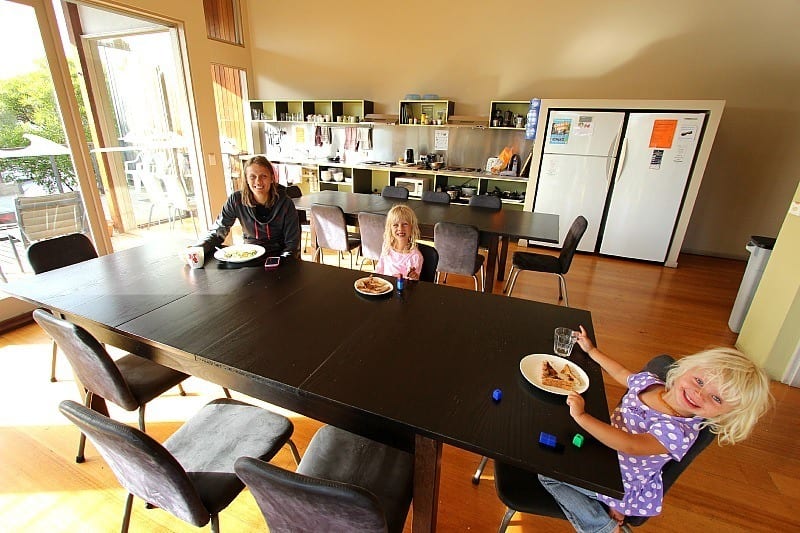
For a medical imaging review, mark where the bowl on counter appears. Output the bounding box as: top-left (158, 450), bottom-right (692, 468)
top-left (320, 170), bottom-right (332, 182)
top-left (430, 161), bottom-right (444, 171)
top-left (333, 171), bottom-right (345, 182)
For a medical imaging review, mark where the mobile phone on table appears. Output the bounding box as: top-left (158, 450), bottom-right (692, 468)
top-left (264, 256), bottom-right (281, 269)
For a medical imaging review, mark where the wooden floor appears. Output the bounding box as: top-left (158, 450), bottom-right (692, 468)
top-left (1, 245), bottom-right (798, 532)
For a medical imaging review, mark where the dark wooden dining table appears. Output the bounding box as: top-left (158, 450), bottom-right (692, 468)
top-left (5, 243), bottom-right (622, 532)
top-left (292, 191), bottom-right (560, 293)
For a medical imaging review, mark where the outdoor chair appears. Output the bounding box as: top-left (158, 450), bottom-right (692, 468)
top-left (27, 233), bottom-right (98, 382)
top-left (492, 355), bottom-right (716, 532)
top-left (504, 216), bottom-right (588, 306)
top-left (434, 222), bottom-right (485, 291)
top-left (235, 424), bottom-right (414, 533)
top-left (310, 203), bottom-right (361, 268)
top-left (59, 397), bottom-right (296, 533)
top-left (14, 191), bottom-right (87, 247)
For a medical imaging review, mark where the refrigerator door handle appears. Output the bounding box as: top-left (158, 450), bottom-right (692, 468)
top-left (616, 137), bottom-right (629, 182)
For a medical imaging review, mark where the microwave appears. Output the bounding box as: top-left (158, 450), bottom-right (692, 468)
top-left (394, 176), bottom-right (431, 198)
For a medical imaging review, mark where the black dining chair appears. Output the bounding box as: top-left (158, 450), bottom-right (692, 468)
top-left (434, 221), bottom-right (485, 291)
top-left (357, 211), bottom-right (387, 270)
top-left (504, 216), bottom-right (588, 306)
top-left (417, 242), bottom-right (439, 283)
top-left (235, 424), bottom-right (414, 533)
top-left (421, 190), bottom-right (451, 204)
top-left (310, 203), bottom-right (361, 268)
top-left (492, 355), bottom-right (716, 532)
top-left (286, 185), bottom-right (311, 253)
top-left (33, 308), bottom-right (190, 463)
top-left (59, 397), bottom-right (297, 533)
top-left (381, 186), bottom-right (409, 200)
top-left (27, 233), bottom-right (98, 382)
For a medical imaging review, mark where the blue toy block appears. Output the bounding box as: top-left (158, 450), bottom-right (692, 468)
top-left (492, 388), bottom-right (503, 402)
top-left (539, 431), bottom-right (557, 448)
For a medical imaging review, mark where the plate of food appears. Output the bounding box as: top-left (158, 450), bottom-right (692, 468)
top-left (354, 275), bottom-right (393, 296)
top-left (519, 354), bottom-right (589, 395)
top-left (213, 244), bottom-right (266, 263)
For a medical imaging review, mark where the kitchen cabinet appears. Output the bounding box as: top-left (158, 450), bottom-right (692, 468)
top-left (489, 101), bottom-right (528, 130)
top-left (248, 99), bottom-right (374, 123)
top-left (399, 100), bottom-right (454, 125)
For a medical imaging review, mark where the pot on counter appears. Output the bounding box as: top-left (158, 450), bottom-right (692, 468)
top-left (446, 186), bottom-right (460, 200)
top-left (461, 186), bottom-right (477, 198)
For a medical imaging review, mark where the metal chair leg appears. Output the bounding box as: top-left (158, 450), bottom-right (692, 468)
top-left (210, 514), bottom-right (220, 533)
top-left (557, 274), bottom-right (569, 307)
top-left (472, 455), bottom-right (489, 484)
top-left (502, 266), bottom-right (517, 294)
top-left (77, 390), bottom-right (93, 463)
top-left (177, 383), bottom-right (186, 396)
top-left (505, 268), bottom-right (522, 297)
top-left (223, 387), bottom-right (232, 398)
top-left (138, 405), bottom-right (146, 432)
top-left (287, 439), bottom-right (302, 466)
top-left (121, 493), bottom-right (134, 533)
top-left (50, 341), bottom-right (58, 382)
top-left (498, 507), bottom-right (516, 533)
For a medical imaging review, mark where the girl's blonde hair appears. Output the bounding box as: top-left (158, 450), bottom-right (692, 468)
top-left (665, 347), bottom-right (772, 445)
top-left (382, 205), bottom-right (420, 254)
top-left (241, 155), bottom-right (278, 208)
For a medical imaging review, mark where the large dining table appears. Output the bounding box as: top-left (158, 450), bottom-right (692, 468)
top-left (5, 243), bottom-right (622, 532)
top-left (292, 191), bottom-right (560, 293)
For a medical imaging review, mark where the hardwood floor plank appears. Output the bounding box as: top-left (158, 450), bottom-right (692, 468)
top-left (1, 245), bottom-right (798, 532)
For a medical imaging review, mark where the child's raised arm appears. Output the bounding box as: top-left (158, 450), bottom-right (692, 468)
top-left (566, 392), bottom-right (668, 456)
top-left (576, 326), bottom-right (632, 386)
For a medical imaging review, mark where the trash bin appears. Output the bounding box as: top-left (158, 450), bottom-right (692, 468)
top-left (728, 235), bottom-right (776, 333)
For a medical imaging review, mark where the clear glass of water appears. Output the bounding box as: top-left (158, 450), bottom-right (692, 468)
top-left (554, 327), bottom-right (576, 357)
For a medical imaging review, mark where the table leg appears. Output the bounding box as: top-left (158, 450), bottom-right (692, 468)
top-left (412, 435), bottom-right (442, 533)
top-left (484, 235), bottom-right (499, 293)
top-left (497, 236), bottom-right (509, 281)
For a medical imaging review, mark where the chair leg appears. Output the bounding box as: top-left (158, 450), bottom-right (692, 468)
top-left (287, 438), bottom-right (302, 466)
top-left (177, 382), bottom-right (186, 396)
top-left (0, 264), bottom-right (5, 283)
top-left (121, 493), bottom-right (134, 533)
top-left (138, 405), bottom-right (146, 432)
top-left (223, 387), bottom-right (232, 398)
top-left (505, 268), bottom-right (522, 297)
top-left (50, 341), bottom-right (58, 382)
top-left (472, 456), bottom-right (489, 484)
top-left (77, 390), bottom-right (94, 463)
top-left (502, 266), bottom-right (517, 294)
top-left (210, 514), bottom-right (220, 533)
top-left (498, 507), bottom-right (516, 533)
top-left (312, 247), bottom-right (322, 263)
top-left (557, 274), bottom-right (569, 307)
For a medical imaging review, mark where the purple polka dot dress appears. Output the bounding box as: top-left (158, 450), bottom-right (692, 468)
top-left (596, 372), bottom-right (704, 517)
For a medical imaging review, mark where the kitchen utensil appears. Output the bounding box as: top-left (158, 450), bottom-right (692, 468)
top-left (430, 161), bottom-right (444, 170)
top-left (447, 187), bottom-right (460, 200)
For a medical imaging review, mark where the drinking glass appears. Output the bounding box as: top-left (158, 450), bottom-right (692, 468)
top-left (553, 327), bottom-right (576, 357)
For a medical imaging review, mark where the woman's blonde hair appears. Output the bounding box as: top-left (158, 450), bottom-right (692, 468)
top-left (382, 205), bottom-right (420, 253)
top-left (241, 155), bottom-right (278, 207)
top-left (665, 347), bottom-right (772, 445)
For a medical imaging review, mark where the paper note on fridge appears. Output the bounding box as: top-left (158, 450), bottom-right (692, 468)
top-left (649, 119), bottom-right (678, 148)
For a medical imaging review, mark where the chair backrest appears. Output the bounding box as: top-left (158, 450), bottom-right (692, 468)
top-left (421, 190), bottom-right (450, 204)
top-left (311, 203), bottom-right (348, 251)
top-left (0, 181), bottom-right (21, 197)
top-left (32, 309), bottom-right (138, 410)
top-left (469, 194), bottom-right (502, 210)
top-left (434, 222), bottom-right (480, 276)
top-left (381, 186), bottom-right (409, 200)
top-left (558, 216), bottom-right (588, 273)
top-left (27, 233), bottom-right (97, 274)
top-left (59, 399), bottom-right (210, 527)
top-left (14, 191), bottom-right (86, 247)
top-left (162, 173), bottom-right (194, 212)
top-left (235, 456), bottom-right (390, 533)
top-left (285, 185), bottom-right (303, 199)
top-left (357, 212), bottom-right (387, 262)
top-left (417, 243), bottom-right (439, 283)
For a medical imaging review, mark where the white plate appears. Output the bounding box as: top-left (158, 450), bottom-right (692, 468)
top-left (519, 354), bottom-right (589, 395)
top-left (354, 276), bottom-right (393, 296)
top-left (213, 244), bottom-right (266, 263)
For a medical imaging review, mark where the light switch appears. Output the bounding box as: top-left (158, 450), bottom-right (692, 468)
top-left (208, 153), bottom-right (217, 166)
top-left (790, 201), bottom-right (800, 217)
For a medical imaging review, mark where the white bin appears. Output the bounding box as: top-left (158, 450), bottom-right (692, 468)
top-left (728, 236), bottom-right (776, 333)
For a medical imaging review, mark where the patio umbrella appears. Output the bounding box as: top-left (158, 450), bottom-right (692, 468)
top-left (0, 133), bottom-right (72, 193)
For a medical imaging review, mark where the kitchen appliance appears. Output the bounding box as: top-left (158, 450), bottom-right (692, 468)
top-left (405, 148), bottom-right (414, 163)
top-left (395, 175), bottom-right (431, 198)
top-left (533, 110), bottom-right (706, 262)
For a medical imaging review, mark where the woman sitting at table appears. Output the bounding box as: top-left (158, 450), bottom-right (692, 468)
top-left (198, 155), bottom-right (300, 258)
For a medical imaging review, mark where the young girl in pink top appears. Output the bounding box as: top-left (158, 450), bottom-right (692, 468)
top-left (375, 205), bottom-right (423, 280)
top-left (539, 327), bottom-right (772, 533)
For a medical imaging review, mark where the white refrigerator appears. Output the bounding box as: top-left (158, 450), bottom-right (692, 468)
top-left (534, 110), bottom-right (706, 262)
top-left (534, 111), bottom-right (625, 252)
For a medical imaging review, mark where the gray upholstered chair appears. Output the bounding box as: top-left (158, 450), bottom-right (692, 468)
top-left (310, 203), bottom-right (361, 268)
top-left (33, 308), bottom-right (189, 463)
top-left (27, 233), bottom-right (98, 382)
top-left (357, 211), bottom-right (387, 270)
top-left (469, 194), bottom-right (502, 210)
top-left (492, 355), bottom-right (716, 532)
top-left (417, 242), bottom-right (439, 283)
top-left (381, 186), bottom-right (409, 200)
top-left (59, 398), bottom-right (297, 533)
top-left (421, 190), bottom-right (451, 204)
top-left (434, 222), bottom-right (485, 291)
top-left (504, 216), bottom-right (588, 306)
top-left (235, 424), bottom-right (414, 533)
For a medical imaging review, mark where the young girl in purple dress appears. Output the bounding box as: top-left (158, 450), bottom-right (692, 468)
top-left (538, 326), bottom-right (772, 533)
top-left (375, 205), bottom-right (423, 280)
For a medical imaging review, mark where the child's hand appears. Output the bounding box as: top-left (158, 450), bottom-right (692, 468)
top-left (566, 391), bottom-right (586, 419)
top-left (575, 325), bottom-right (595, 353)
top-left (406, 266), bottom-right (419, 280)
